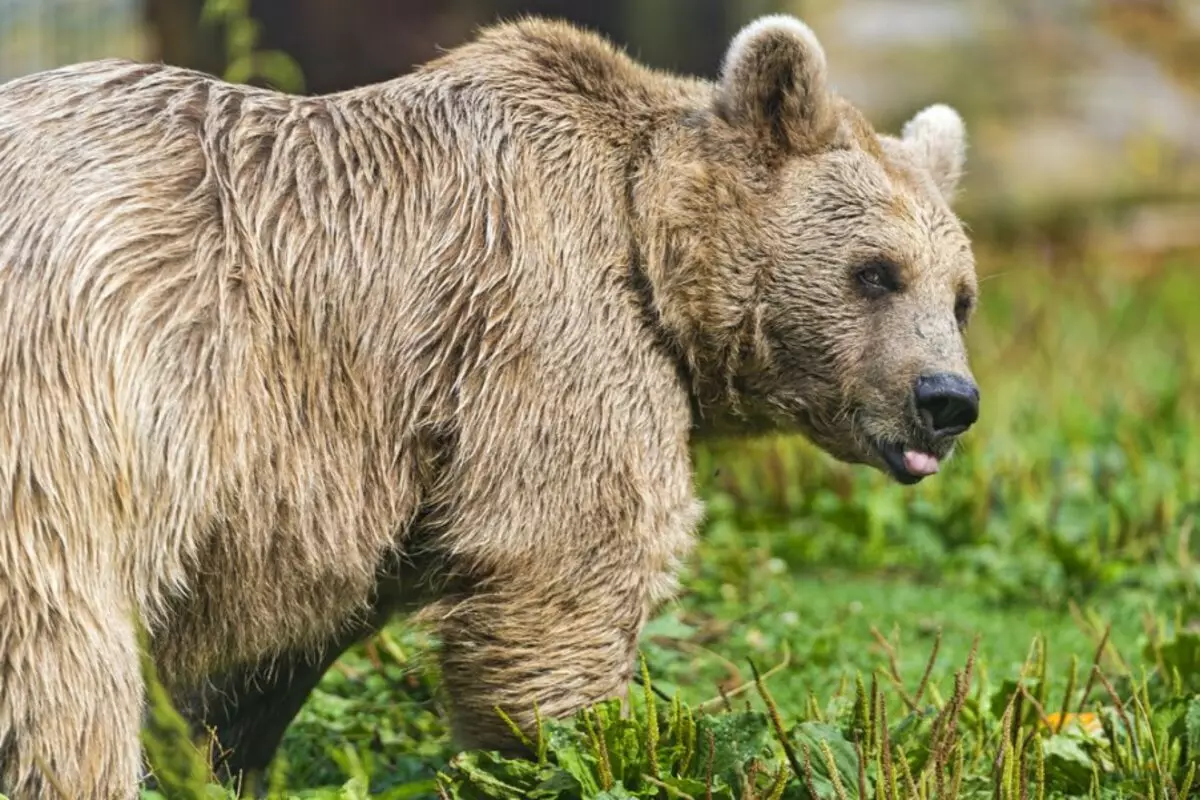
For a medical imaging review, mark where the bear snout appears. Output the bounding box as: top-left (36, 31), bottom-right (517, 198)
top-left (913, 372), bottom-right (980, 439)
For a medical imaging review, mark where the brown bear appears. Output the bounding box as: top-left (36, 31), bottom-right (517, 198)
top-left (0, 12), bottom-right (980, 798)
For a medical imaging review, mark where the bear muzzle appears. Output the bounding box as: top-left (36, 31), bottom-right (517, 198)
top-left (913, 372), bottom-right (980, 439)
top-left (868, 372), bottom-right (979, 485)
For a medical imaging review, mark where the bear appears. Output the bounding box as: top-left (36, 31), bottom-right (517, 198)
top-left (0, 12), bottom-right (980, 799)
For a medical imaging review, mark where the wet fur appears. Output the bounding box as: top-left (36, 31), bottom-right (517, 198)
top-left (0, 15), bottom-right (975, 798)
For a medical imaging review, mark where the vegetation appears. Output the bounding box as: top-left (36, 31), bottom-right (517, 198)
top-left (131, 242), bottom-right (1200, 799)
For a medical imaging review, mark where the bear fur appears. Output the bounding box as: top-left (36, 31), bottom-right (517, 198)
top-left (0, 13), bottom-right (979, 798)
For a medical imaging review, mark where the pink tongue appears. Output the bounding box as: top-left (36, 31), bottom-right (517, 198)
top-left (903, 450), bottom-right (940, 476)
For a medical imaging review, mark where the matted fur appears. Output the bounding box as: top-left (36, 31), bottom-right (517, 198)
top-left (0, 14), bottom-right (978, 798)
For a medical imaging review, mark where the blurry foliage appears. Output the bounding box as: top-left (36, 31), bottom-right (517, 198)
top-left (775, 0), bottom-right (1200, 253)
top-left (199, 0), bottom-right (304, 92)
top-left (1095, 0), bottom-right (1200, 96)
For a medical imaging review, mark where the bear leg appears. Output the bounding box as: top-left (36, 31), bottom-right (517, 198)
top-left (0, 601), bottom-right (143, 800)
top-left (433, 577), bottom-right (651, 753)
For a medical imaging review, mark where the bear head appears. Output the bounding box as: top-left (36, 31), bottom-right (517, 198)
top-left (636, 14), bottom-right (980, 485)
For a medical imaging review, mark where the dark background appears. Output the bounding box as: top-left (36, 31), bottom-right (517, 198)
top-left (146, 0), bottom-right (734, 93)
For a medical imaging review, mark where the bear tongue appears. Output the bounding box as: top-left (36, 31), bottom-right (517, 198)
top-left (903, 450), bottom-right (940, 477)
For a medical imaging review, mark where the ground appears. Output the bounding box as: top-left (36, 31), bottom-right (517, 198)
top-left (138, 243), bottom-right (1200, 799)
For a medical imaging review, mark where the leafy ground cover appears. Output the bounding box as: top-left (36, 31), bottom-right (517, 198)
top-left (134, 244), bottom-right (1200, 799)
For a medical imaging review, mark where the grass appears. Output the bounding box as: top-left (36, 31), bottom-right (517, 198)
top-left (131, 242), bottom-right (1200, 799)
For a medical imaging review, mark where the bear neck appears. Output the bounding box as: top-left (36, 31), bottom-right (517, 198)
top-left (625, 124), bottom-right (771, 435)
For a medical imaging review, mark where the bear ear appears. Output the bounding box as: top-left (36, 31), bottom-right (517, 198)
top-left (716, 14), bottom-right (837, 154)
top-left (900, 104), bottom-right (967, 201)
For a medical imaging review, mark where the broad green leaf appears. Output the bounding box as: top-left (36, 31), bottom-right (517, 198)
top-left (1041, 734), bottom-right (1096, 794)
top-left (693, 711), bottom-right (773, 789)
top-left (1155, 631), bottom-right (1200, 693)
top-left (1186, 695), bottom-right (1200, 759)
top-left (544, 719), bottom-right (602, 796)
top-left (789, 722), bottom-right (870, 799)
top-left (594, 783), bottom-right (639, 799)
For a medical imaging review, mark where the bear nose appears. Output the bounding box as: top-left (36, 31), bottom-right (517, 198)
top-left (914, 373), bottom-right (979, 437)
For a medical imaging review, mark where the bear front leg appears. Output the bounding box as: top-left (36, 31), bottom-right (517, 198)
top-left (433, 561), bottom-right (665, 753)
top-left (0, 598), bottom-right (143, 800)
top-left (431, 365), bottom-right (700, 751)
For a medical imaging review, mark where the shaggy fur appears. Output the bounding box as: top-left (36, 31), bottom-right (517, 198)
top-left (0, 14), bottom-right (978, 798)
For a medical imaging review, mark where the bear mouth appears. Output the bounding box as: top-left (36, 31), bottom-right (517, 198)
top-left (872, 439), bottom-right (941, 485)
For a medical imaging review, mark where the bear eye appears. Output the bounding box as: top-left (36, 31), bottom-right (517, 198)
top-left (854, 259), bottom-right (901, 298)
top-left (955, 293), bottom-right (975, 328)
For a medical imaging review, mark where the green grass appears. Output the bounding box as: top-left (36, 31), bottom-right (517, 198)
top-left (135, 246), bottom-right (1200, 799)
